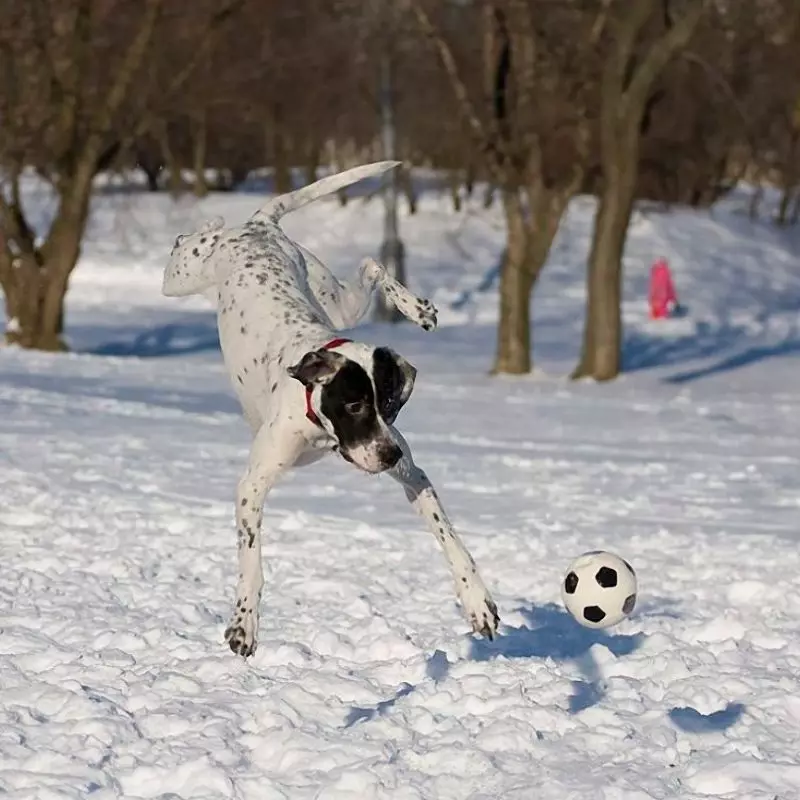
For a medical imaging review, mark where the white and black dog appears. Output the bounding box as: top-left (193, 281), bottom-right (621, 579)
top-left (162, 161), bottom-right (499, 656)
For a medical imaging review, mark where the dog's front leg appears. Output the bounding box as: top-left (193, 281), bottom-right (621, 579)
top-left (225, 421), bottom-right (304, 657)
top-left (388, 429), bottom-right (499, 639)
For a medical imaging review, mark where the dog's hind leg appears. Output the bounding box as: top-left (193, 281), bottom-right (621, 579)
top-left (357, 258), bottom-right (438, 331)
top-left (224, 419), bottom-right (306, 657)
top-left (298, 245), bottom-right (366, 329)
top-left (304, 251), bottom-right (438, 331)
top-left (387, 428), bottom-right (499, 640)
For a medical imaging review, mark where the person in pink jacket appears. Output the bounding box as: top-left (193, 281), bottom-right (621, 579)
top-left (649, 258), bottom-right (678, 319)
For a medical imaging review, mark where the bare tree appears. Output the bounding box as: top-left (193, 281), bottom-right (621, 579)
top-left (409, 0), bottom-right (600, 374)
top-left (572, 0), bottom-right (705, 381)
top-left (0, 0), bottom-right (242, 349)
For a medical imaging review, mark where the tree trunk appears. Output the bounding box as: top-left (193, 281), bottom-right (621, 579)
top-left (571, 0), bottom-right (703, 382)
top-left (191, 111), bottom-right (209, 198)
top-left (136, 149), bottom-right (162, 191)
top-left (464, 163), bottom-right (476, 197)
top-left (572, 159), bottom-right (637, 381)
top-left (272, 122), bottom-right (292, 195)
top-left (492, 187), bottom-right (567, 374)
top-left (790, 188), bottom-right (800, 225)
top-left (748, 182), bottom-right (763, 220)
top-left (400, 167), bottom-right (417, 215)
top-left (305, 143), bottom-right (319, 186)
top-left (2, 253), bottom-right (42, 348)
top-left (776, 134), bottom-right (799, 226)
top-left (2, 184), bottom-right (90, 350)
top-left (448, 170), bottom-right (462, 212)
top-left (158, 123), bottom-right (187, 198)
top-left (776, 186), bottom-right (793, 226)
top-left (143, 165), bottom-right (161, 192)
top-left (494, 193), bottom-right (531, 374)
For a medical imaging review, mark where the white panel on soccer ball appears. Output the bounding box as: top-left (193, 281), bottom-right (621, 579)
top-left (561, 550), bottom-right (637, 629)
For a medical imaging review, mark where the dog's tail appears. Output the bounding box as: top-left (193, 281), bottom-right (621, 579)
top-left (253, 161), bottom-right (401, 223)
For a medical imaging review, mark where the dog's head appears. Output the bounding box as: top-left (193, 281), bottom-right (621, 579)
top-left (288, 344), bottom-right (416, 474)
top-left (162, 216), bottom-right (226, 297)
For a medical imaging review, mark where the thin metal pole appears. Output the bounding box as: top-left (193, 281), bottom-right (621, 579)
top-left (374, 47), bottom-right (406, 323)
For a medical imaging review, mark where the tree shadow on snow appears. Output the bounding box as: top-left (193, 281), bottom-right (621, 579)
top-left (664, 340), bottom-right (800, 384)
top-left (624, 321), bottom-right (800, 373)
top-left (87, 319), bottom-right (220, 358)
top-left (624, 305), bottom-right (800, 381)
top-left (470, 602), bottom-right (646, 714)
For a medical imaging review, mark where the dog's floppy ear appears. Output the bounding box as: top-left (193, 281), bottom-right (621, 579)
top-left (288, 349), bottom-right (346, 387)
top-left (373, 347), bottom-right (416, 424)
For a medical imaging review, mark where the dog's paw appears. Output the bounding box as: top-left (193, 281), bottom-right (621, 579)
top-left (414, 297), bottom-right (438, 332)
top-left (459, 583), bottom-right (500, 640)
top-left (391, 290), bottom-right (438, 331)
top-left (224, 610), bottom-right (258, 657)
top-left (471, 596), bottom-right (500, 640)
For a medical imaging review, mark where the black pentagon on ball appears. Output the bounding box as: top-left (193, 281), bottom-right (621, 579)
top-left (595, 566), bottom-right (618, 588)
top-left (623, 593), bottom-right (637, 614)
top-left (583, 605), bottom-right (606, 623)
top-left (564, 571), bottom-right (579, 595)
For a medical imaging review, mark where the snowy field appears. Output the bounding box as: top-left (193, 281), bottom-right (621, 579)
top-left (1, 175), bottom-right (800, 799)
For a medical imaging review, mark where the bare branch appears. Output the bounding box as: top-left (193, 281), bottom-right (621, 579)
top-left (623, 0), bottom-right (706, 121)
top-left (86, 0), bottom-right (164, 149)
top-left (505, 0), bottom-right (539, 160)
top-left (590, 0), bottom-right (613, 43)
top-left (407, 0), bottom-right (497, 172)
top-left (0, 169), bottom-right (36, 256)
top-left (115, 0), bottom-right (247, 156)
top-left (606, 0), bottom-right (659, 96)
top-left (681, 49), bottom-right (754, 151)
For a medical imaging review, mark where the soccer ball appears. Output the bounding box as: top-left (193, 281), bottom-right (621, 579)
top-left (561, 551), bottom-right (637, 629)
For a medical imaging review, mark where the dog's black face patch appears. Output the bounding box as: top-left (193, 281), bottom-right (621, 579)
top-left (319, 360), bottom-right (401, 472)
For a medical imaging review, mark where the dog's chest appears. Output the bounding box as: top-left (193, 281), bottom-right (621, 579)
top-left (215, 268), bottom-right (327, 428)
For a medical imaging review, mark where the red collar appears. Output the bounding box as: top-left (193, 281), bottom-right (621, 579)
top-left (305, 338), bottom-right (351, 427)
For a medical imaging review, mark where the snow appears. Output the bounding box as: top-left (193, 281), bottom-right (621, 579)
top-left (1, 177), bottom-right (800, 799)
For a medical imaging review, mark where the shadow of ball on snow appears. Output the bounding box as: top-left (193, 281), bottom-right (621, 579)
top-left (469, 602), bottom-right (647, 663)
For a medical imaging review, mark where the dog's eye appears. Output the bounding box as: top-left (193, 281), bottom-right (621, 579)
top-left (344, 400), bottom-right (367, 415)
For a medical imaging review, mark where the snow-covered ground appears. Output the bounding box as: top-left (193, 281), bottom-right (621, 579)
top-left (2, 176), bottom-right (800, 799)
